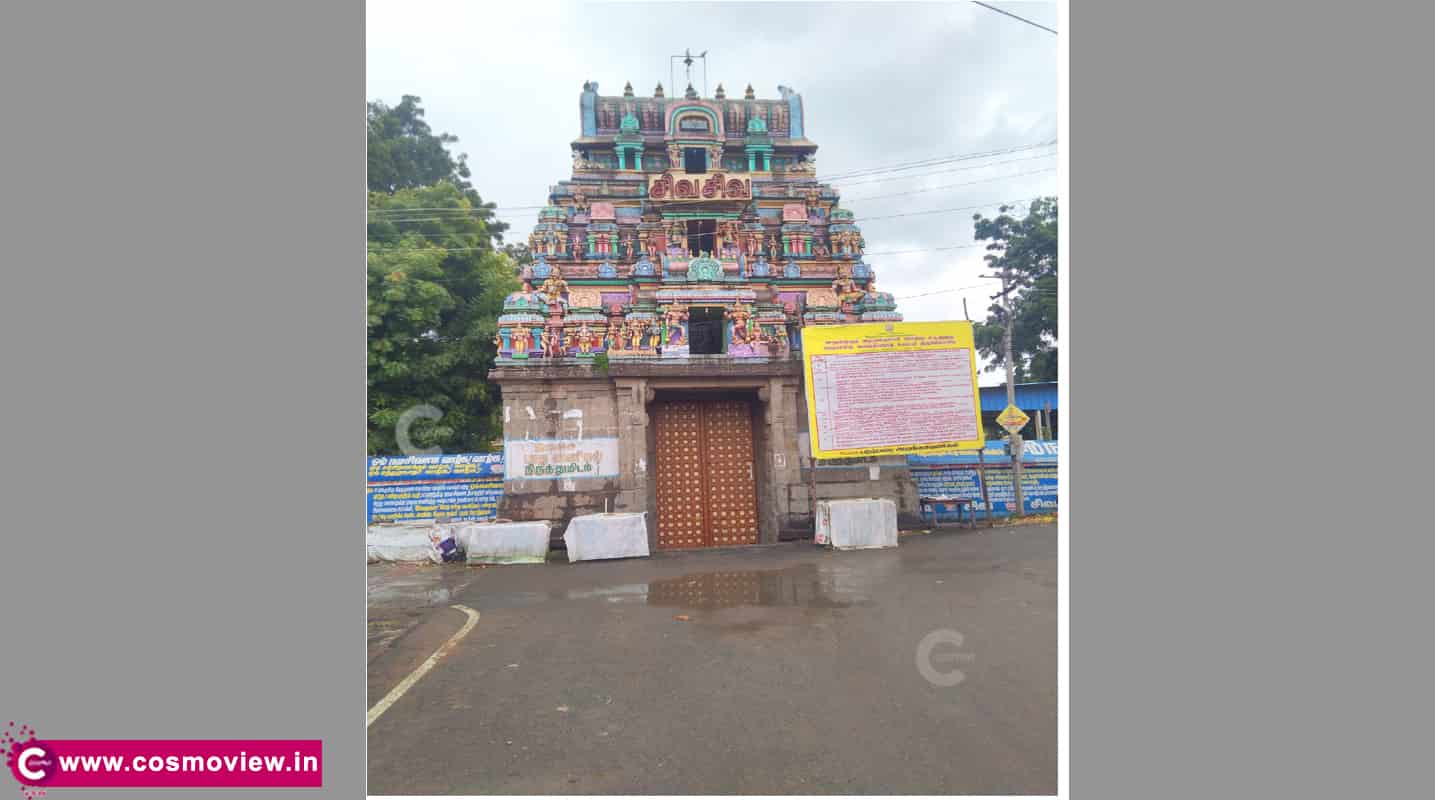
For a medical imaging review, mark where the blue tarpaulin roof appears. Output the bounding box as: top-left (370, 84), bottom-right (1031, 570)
top-left (980, 382), bottom-right (1057, 412)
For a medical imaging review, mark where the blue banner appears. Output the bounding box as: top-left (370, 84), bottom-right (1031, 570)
top-left (908, 440), bottom-right (1059, 518)
top-left (366, 452), bottom-right (503, 481)
top-left (366, 453), bottom-right (504, 524)
top-left (906, 439), bottom-right (1059, 466)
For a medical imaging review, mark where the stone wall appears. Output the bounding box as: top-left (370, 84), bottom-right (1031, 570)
top-left (490, 360), bottom-right (921, 547)
top-left (491, 371), bottom-right (622, 543)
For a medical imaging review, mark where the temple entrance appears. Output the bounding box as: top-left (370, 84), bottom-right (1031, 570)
top-left (653, 395), bottom-right (759, 549)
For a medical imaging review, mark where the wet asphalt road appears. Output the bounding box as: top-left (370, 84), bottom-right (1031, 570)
top-left (368, 524), bottom-right (1057, 795)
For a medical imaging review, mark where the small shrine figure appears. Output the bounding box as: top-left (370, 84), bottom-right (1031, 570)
top-left (621, 229), bottom-right (636, 260)
top-left (511, 327), bottom-right (533, 358)
top-left (575, 323), bottom-right (595, 356)
top-left (647, 320), bottom-right (662, 350)
top-left (626, 319), bottom-right (645, 351)
top-left (832, 265), bottom-right (865, 306)
top-left (663, 304), bottom-right (689, 345)
top-left (540, 327), bottom-right (566, 359)
top-left (767, 235), bottom-right (779, 261)
top-left (604, 325), bottom-right (621, 353)
top-left (725, 304), bottom-right (753, 344)
top-left (539, 266), bottom-right (569, 303)
top-left (492, 332), bottom-right (504, 352)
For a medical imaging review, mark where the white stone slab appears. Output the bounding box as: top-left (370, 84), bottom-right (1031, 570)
top-left (563, 512), bottom-right (650, 562)
top-left (456, 521), bottom-right (551, 564)
top-left (366, 523), bottom-right (442, 563)
top-left (815, 498), bottom-right (898, 550)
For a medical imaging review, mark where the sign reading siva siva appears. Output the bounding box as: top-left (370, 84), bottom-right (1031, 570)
top-left (504, 438), bottom-right (620, 480)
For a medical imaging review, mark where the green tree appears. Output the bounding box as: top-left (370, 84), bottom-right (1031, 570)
top-left (367, 183), bottom-right (518, 454)
top-left (972, 197), bottom-right (1058, 382)
top-left (367, 95), bottom-right (507, 242)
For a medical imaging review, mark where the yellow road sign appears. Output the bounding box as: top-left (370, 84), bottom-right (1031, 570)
top-left (996, 404), bottom-right (1030, 434)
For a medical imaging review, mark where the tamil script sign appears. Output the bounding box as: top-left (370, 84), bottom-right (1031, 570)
top-left (366, 453), bottom-right (504, 524)
top-left (801, 321), bottom-right (985, 459)
top-left (647, 171), bottom-right (751, 201)
top-left (503, 438), bottom-right (620, 480)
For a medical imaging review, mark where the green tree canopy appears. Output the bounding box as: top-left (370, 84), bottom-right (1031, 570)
top-left (367, 180), bottom-right (518, 454)
top-left (972, 197), bottom-right (1058, 382)
top-left (367, 95), bottom-right (507, 242)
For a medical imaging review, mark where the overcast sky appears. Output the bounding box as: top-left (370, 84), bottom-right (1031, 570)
top-left (367, 1), bottom-right (1058, 384)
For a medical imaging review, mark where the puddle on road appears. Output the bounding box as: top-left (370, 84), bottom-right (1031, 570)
top-left (367, 564), bottom-right (474, 610)
top-left (645, 564), bottom-right (871, 610)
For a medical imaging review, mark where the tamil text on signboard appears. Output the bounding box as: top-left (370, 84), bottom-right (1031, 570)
top-left (366, 453), bottom-right (504, 524)
top-left (503, 438), bottom-right (620, 480)
top-left (800, 321), bottom-right (986, 459)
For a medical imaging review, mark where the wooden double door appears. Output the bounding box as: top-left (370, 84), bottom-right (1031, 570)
top-left (653, 396), bottom-right (760, 549)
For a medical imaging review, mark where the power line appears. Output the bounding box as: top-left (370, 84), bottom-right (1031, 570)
top-left (971, 1), bottom-right (1058, 35)
top-left (840, 167), bottom-right (1056, 203)
top-left (819, 140), bottom-right (1057, 181)
top-left (831, 151), bottom-right (1056, 188)
top-left (896, 281), bottom-right (1002, 300)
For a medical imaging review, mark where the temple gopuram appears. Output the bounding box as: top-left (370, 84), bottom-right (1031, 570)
top-left (490, 80), bottom-right (919, 549)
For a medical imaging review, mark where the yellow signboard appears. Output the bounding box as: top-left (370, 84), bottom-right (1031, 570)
top-left (996, 404), bottom-right (1030, 434)
top-left (801, 321), bottom-right (986, 459)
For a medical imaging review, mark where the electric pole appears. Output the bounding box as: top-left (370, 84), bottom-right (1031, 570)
top-left (985, 270), bottom-right (1025, 517)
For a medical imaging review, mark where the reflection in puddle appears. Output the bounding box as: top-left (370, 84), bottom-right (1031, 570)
top-left (645, 564), bottom-right (869, 610)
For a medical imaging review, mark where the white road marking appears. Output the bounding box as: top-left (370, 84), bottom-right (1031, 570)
top-left (367, 604), bottom-right (480, 728)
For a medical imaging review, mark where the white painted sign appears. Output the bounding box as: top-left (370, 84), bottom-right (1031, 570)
top-left (504, 438), bottom-right (619, 481)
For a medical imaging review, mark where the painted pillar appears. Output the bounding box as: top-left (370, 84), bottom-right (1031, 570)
top-left (748, 152), bottom-right (756, 172)
top-left (617, 150), bottom-right (626, 170)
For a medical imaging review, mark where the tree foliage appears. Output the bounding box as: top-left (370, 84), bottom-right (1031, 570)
top-left (367, 104), bottom-right (519, 454)
top-left (971, 197), bottom-right (1058, 382)
top-left (367, 95), bottom-right (507, 242)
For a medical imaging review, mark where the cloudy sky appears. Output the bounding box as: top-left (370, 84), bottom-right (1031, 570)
top-left (367, 1), bottom-right (1058, 383)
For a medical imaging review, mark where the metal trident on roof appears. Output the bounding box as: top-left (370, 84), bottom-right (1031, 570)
top-left (669, 49), bottom-right (708, 97)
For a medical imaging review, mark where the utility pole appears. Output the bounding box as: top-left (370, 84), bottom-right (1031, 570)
top-left (985, 270), bottom-right (1025, 517)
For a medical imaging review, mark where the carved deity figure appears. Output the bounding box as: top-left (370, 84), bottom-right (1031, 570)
top-left (575, 323), bottom-right (594, 355)
top-left (647, 320), bottom-right (661, 350)
top-left (540, 327), bottom-right (565, 358)
top-left (725, 304), bottom-right (753, 344)
top-left (663, 304), bottom-right (689, 344)
top-left (539, 266), bottom-right (569, 302)
top-left (511, 327), bottom-right (533, 356)
top-left (621, 229), bottom-right (636, 260)
top-left (832, 265), bottom-right (865, 305)
top-left (767, 235), bottom-right (779, 260)
top-left (626, 319), bottom-right (645, 351)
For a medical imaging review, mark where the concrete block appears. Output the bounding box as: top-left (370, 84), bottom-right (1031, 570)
top-left (457, 521), bottom-right (551, 564)
top-left (814, 498), bottom-right (898, 550)
top-left (563, 512), bottom-right (650, 562)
